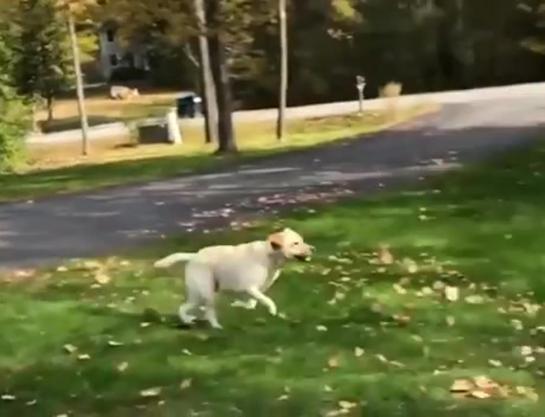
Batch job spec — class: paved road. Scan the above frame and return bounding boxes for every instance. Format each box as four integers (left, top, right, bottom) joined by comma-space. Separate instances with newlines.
3, 85, 545, 269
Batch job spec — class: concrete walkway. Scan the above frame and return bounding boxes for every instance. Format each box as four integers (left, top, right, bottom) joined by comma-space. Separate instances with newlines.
4, 83, 545, 269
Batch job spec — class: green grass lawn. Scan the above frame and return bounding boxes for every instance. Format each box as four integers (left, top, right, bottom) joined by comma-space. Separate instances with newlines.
0, 104, 434, 203
2, 142, 545, 416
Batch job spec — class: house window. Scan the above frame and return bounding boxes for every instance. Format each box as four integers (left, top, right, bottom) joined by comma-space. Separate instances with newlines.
106, 29, 115, 42
109, 54, 118, 66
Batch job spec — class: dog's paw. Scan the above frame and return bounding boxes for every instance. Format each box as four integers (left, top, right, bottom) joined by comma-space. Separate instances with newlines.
268, 304, 278, 316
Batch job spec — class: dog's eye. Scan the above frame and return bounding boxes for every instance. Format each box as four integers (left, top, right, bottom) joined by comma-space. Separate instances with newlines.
293, 242, 300, 246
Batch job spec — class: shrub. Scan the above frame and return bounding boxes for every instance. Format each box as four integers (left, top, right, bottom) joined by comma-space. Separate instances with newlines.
379, 81, 403, 98
0, 89, 30, 172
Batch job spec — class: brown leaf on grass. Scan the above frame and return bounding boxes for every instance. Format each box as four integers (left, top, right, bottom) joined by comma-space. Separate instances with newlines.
179, 379, 192, 390
488, 359, 502, 368
393, 283, 407, 295
375, 354, 388, 363
520, 346, 533, 356
338, 400, 357, 410
354, 347, 365, 357
511, 319, 524, 331
13, 269, 36, 279
444, 286, 460, 302
140, 387, 161, 398
450, 379, 473, 393
515, 386, 539, 402
465, 295, 485, 304
433, 280, 446, 291
402, 258, 419, 274
393, 314, 411, 326
327, 356, 340, 369
117, 362, 129, 372
378, 245, 394, 265
470, 390, 491, 399
63, 344, 77, 354
94, 272, 111, 285
473, 376, 499, 391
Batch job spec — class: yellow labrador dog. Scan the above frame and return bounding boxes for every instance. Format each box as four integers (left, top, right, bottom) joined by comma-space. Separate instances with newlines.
154, 228, 314, 329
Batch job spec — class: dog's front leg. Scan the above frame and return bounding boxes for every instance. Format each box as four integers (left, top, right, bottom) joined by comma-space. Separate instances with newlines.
263, 270, 281, 292
247, 287, 277, 316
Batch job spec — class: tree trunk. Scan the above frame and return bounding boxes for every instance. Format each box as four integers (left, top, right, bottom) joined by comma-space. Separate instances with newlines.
276, 0, 288, 141
207, 0, 237, 154
194, 0, 218, 144
46, 96, 54, 121
67, 10, 90, 156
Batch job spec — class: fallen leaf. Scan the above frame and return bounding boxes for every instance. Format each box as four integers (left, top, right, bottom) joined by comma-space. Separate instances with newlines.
488, 359, 502, 367
1, 394, 16, 401
117, 362, 129, 372
77, 353, 91, 361
338, 400, 357, 410
470, 390, 491, 399
433, 280, 446, 291
465, 295, 485, 304
63, 344, 77, 354
421, 287, 433, 296
316, 325, 328, 332
450, 379, 473, 393
520, 346, 533, 356
446, 316, 456, 326
180, 379, 192, 390
378, 245, 394, 265
393, 283, 407, 295
140, 387, 161, 398
354, 347, 365, 357
56, 266, 68, 272
473, 376, 498, 390
516, 386, 539, 402
277, 394, 289, 401
444, 286, 459, 302
511, 319, 524, 331
107, 340, 124, 347
375, 354, 388, 363
94, 273, 111, 285
327, 356, 340, 368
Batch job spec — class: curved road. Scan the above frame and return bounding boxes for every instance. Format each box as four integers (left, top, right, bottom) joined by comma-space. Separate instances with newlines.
2, 85, 545, 269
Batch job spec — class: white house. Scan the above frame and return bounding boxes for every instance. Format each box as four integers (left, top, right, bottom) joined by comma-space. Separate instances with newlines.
98, 22, 150, 80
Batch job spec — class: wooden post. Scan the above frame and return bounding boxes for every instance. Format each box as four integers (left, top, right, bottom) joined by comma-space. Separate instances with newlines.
276, 0, 288, 141
67, 9, 90, 155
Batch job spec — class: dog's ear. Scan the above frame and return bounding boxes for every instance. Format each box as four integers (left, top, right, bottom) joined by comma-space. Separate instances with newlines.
267, 231, 284, 250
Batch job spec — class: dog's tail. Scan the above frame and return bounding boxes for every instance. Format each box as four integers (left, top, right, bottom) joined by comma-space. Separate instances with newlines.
154, 253, 196, 268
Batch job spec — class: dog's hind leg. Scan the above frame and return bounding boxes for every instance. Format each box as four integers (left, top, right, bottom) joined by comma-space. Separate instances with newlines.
204, 299, 222, 329
178, 302, 198, 325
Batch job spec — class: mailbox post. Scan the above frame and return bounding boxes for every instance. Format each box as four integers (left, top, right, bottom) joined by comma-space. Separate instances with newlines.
356, 75, 366, 115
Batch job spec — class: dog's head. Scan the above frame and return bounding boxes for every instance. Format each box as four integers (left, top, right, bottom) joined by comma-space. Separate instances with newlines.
267, 228, 314, 261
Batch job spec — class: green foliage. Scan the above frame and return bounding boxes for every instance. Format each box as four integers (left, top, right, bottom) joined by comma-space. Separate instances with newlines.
0, 19, 30, 172
15, 0, 73, 118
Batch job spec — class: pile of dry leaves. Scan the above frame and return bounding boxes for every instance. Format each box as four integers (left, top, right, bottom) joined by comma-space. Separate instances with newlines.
450, 376, 538, 401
